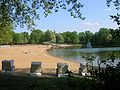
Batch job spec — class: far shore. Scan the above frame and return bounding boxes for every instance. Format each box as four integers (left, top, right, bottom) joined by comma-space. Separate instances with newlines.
0, 44, 80, 75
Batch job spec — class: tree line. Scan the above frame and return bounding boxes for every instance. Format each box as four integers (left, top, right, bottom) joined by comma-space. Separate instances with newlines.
0, 0, 119, 47
0, 27, 120, 47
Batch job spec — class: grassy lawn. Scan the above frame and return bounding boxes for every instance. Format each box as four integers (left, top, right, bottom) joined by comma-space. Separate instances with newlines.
0, 74, 97, 90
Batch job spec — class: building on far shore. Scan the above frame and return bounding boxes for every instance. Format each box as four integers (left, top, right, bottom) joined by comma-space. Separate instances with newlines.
87, 42, 92, 48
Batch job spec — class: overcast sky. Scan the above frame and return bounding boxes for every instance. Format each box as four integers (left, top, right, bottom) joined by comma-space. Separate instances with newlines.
14, 0, 119, 33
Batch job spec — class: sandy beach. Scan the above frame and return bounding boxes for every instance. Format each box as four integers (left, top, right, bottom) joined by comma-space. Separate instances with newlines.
0, 45, 80, 75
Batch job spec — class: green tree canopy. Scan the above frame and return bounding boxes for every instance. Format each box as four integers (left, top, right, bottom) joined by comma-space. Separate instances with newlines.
0, 24, 14, 44
56, 33, 64, 44
70, 31, 79, 44
30, 29, 43, 44
91, 28, 113, 46
97, 28, 111, 43
13, 33, 21, 44
43, 30, 56, 43
106, 0, 120, 39
22, 32, 30, 44
62, 31, 71, 44
84, 31, 93, 43
0, 0, 84, 29
79, 32, 85, 44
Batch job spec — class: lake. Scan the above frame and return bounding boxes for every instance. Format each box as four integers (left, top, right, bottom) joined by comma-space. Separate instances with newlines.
48, 47, 120, 66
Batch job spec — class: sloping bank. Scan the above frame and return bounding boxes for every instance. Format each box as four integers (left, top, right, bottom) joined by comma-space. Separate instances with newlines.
0, 45, 80, 74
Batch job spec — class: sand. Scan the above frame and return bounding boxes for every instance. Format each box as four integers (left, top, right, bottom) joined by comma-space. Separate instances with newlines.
0, 45, 80, 74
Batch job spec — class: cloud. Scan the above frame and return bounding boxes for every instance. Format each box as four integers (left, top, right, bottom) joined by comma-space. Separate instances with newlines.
94, 22, 100, 26
83, 22, 91, 26
83, 21, 100, 27
105, 8, 112, 11
80, 21, 101, 33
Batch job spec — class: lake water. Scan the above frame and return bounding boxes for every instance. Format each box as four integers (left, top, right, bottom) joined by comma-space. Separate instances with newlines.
48, 47, 120, 66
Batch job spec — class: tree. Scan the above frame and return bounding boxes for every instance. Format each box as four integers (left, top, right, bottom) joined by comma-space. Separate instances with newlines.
30, 29, 43, 44
62, 31, 72, 44
0, 0, 119, 31
56, 33, 64, 44
106, 0, 120, 39
61, 31, 79, 44
13, 33, 21, 44
0, 0, 85, 30
70, 31, 79, 44
84, 31, 93, 43
22, 32, 30, 44
93, 53, 120, 90
79, 32, 85, 44
0, 30, 13, 45
43, 30, 56, 43
19, 33, 25, 44
0, 24, 14, 44
97, 28, 112, 45
91, 28, 112, 46
82, 55, 96, 77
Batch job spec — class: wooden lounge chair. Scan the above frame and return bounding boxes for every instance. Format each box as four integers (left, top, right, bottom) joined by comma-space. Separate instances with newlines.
2, 60, 15, 73
30, 62, 42, 76
79, 62, 91, 76
56, 63, 68, 77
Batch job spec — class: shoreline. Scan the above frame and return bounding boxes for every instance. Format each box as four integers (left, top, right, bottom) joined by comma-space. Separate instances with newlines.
0, 45, 80, 75
46, 48, 80, 64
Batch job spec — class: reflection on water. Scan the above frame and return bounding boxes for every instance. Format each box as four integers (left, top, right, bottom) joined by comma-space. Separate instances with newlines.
48, 47, 120, 65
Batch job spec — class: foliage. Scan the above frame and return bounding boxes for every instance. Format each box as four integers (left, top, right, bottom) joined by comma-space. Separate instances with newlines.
61, 31, 80, 44
82, 53, 120, 89
93, 28, 112, 45
23, 32, 30, 44
0, 28, 119, 46
56, 33, 64, 44
110, 13, 120, 25
110, 28, 120, 40
79, 32, 86, 44
0, 0, 85, 30
30, 29, 43, 44
96, 64, 120, 90
84, 31, 93, 43
43, 30, 56, 43
106, 0, 120, 39
70, 31, 79, 44
13, 33, 20, 44
13, 33, 25, 44
78, 31, 93, 44
81, 51, 120, 89
82, 55, 96, 76
0, 24, 14, 44
106, 0, 120, 10
61, 31, 71, 44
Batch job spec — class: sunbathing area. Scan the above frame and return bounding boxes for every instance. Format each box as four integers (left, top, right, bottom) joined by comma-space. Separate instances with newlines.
0, 45, 80, 77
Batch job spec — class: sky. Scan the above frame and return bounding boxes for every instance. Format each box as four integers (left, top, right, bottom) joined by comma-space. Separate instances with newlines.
14, 0, 119, 33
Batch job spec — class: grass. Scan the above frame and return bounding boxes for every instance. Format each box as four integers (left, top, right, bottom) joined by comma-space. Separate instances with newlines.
0, 74, 97, 90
